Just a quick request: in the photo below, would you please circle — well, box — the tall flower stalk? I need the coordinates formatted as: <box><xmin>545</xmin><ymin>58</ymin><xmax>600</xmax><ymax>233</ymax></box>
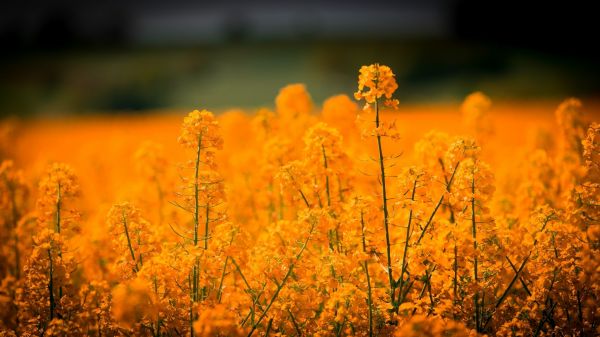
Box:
<box><xmin>355</xmin><ymin>63</ymin><xmax>400</xmax><ymax>307</ymax></box>
<box><xmin>176</xmin><ymin>109</ymin><xmax>224</xmax><ymax>336</ymax></box>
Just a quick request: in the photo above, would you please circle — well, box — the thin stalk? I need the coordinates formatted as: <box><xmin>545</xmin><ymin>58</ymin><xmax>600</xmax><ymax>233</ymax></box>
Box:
<box><xmin>192</xmin><ymin>259</ymin><xmax>199</xmax><ymax>303</ymax></box>
<box><xmin>533</xmin><ymin>303</ymin><xmax>557</xmax><ymax>337</ymax></box>
<box><xmin>398</xmin><ymin>280</ymin><xmax>415</xmax><ymax>305</ymax></box>
<box><xmin>193</xmin><ymin>133</ymin><xmax>202</xmax><ymax>246</ymax></box>
<box><xmin>453</xmin><ymin>243</ymin><xmax>458</xmax><ymax>311</ymax></box>
<box><xmin>188</xmin><ymin>274</ymin><xmax>194</xmax><ymax>337</ymax></box>
<box><xmin>55</xmin><ymin>184</ymin><xmax>63</xmax><ymax>300</ymax></box>
<box><xmin>284</xmin><ymin>168</ymin><xmax>311</xmax><ymax>208</ymax></box>
<box><xmin>360</xmin><ymin>210</ymin><xmax>374</xmax><ymax>337</ymax></box>
<box><xmin>532</xmin><ymin>270</ymin><xmax>558</xmax><ymax>337</ymax></box>
<box><xmin>335</xmin><ymin>316</ymin><xmax>348</xmax><ymax>337</ymax></box>
<box><xmin>416</xmin><ymin>195</ymin><xmax>443</xmax><ymax>245</ymax></box>
<box><xmin>48</xmin><ymin>248</ymin><xmax>55</xmax><ymax>321</ymax></box>
<box><xmin>55</xmin><ymin>183</ymin><xmax>61</xmax><ymax>234</ymax></box>
<box><xmin>217</xmin><ymin>257</ymin><xmax>229</xmax><ymax>303</ymax></box>
<box><xmin>482</xmin><ymin>213</ymin><xmax>557</xmax><ymax>331</ymax></box>
<box><xmin>192</xmin><ymin>134</ymin><xmax>203</xmax><ymax>308</ymax></box>
<box><xmin>397</xmin><ymin>178</ymin><xmax>418</xmax><ymax>308</ymax></box>
<box><xmin>427</xmin><ymin>274</ymin><xmax>435</xmax><ymax>315</ymax></box>
<box><xmin>298</xmin><ymin>189</ymin><xmax>311</xmax><ymax>208</ymax></box>
<box><xmin>411</xmin><ymin>266</ymin><xmax>436</xmax><ymax>316</ymax></box>
<box><xmin>482</xmin><ymin>254</ymin><xmax>530</xmax><ymax>330</ymax></box>
<box><xmin>240</xmin><ymin>284</ymin><xmax>267</xmax><ymax>327</ymax></box>
<box><xmin>137</xmin><ymin>233</ymin><xmax>144</xmax><ymax>267</ymax></box>
<box><xmin>288</xmin><ymin>309</ymin><xmax>302</xmax><ymax>336</ymax></box>
<box><xmin>154</xmin><ymin>276</ymin><xmax>161</xmax><ymax>337</ymax></box>
<box><xmin>374</xmin><ymin>98</ymin><xmax>394</xmax><ymax>306</ymax></box>
<box><xmin>232</xmin><ymin>258</ymin><xmax>268</xmax><ymax>318</ymax></box>
<box><xmin>577</xmin><ymin>289</ymin><xmax>584</xmax><ymax>335</ymax></box>
<box><xmin>322</xmin><ymin>144</ymin><xmax>331</xmax><ymax>207</ymax></box>
<box><xmin>471</xmin><ymin>173</ymin><xmax>480</xmax><ymax>331</ymax></box>
<box><xmin>231</xmin><ymin>257</ymin><xmax>252</xmax><ymax>291</ymax></box>
<box><xmin>505</xmin><ymin>256</ymin><xmax>531</xmax><ymax>296</ymax></box>
<box><xmin>264</xmin><ymin>318</ymin><xmax>273</xmax><ymax>337</ymax></box>
<box><xmin>204</xmin><ymin>204</ymin><xmax>209</xmax><ymax>250</ymax></box>
<box><xmin>247</xmin><ymin>223</ymin><xmax>314</xmax><ymax>337</ymax></box>
<box><xmin>121</xmin><ymin>211</ymin><xmax>138</xmax><ymax>273</ymax></box>
<box><xmin>315</xmin><ymin>179</ymin><xmax>324</xmax><ymax>209</ymax></box>
<box><xmin>416</xmin><ymin>161</ymin><xmax>460</xmax><ymax>245</ymax></box>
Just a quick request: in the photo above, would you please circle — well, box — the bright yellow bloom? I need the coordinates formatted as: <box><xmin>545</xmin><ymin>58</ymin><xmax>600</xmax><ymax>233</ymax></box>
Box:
<box><xmin>178</xmin><ymin>109</ymin><xmax>223</xmax><ymax>152</ymax></box>
<box><xmin>1</xmin><ymin>62</ymin><xmax>599</xmax><ymax>337</ymax></box>
<box><xmin>36</xmin><ymin>163</ymin><xmax>80</xmax><ymax>233</ymax></box>
<box><xmin>111</xmin><ymin>277</ymin><xmax>157</xmax><ymax>330</ymax></box>
<box><xmin>354</xmin><ymin>63</ymin><xmax>399</xmax><ymax>110</ymax></box>
<box><xmin>461</xmin><ymin>91</ymin><xmax>493</xmax><ymax>140</ymax></box>
<box><xmin>276</xmin><ymin>83</ymin><xmax>314</xmax><ymax>118</ymax></box>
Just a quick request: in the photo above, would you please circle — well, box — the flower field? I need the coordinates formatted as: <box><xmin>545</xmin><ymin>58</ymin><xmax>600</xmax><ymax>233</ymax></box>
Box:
<box><xmin>1</xmin><ymin>64</ymin><xmax>599</xmax><ymax>336</ymax></box>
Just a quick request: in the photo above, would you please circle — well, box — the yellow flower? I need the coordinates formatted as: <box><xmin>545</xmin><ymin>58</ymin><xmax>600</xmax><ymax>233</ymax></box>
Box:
<box><xmin>354</xmin><ymin>63</ymin><xmax>399</xmax><ymax>110</ymax></box>
<box><xmin>36</xmin><ymin>163</ymin><xmax>80</xmax><ymax>233</ymax></box>
<box><xmin>111</xmin><ymin>277</ymin><xmax>157</xmax><ymax>329</ymax></box>
<box><xmin>276</xmin><ymin>83</ymin><xmax>314</xmax><ymax>118</ymax></box>
<box><xmin>461</xmin><ymin>91</ymin><xmax>493</xmax><ymax>139</ymax></box>
<box><xmin>178</xmin><ymin>109</ymin><xmax>223</xmax><ymax>151</ymax></box>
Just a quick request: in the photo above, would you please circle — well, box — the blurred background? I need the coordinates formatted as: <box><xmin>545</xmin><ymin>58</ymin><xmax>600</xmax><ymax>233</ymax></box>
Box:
<box><xmin>1</xmin><ymin>0</ymin><xmax>598</xmax><ymax>117</ymax></box>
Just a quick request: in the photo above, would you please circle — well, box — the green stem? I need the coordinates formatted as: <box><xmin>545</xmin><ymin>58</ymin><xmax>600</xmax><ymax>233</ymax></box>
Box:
<box><xmin>246</xmin><ymin>223</ymin><xmax>315</xmax><ymax>337</ymax></box>
<box><xmin>264</xmin><ymin>318</ymin><xmax>273</xmax><ymax>337</ymax></box>
<box><xmin>322</xmin><ymin>144</ymin><xmax>331</xmax><ymax>207</ymax></box>
<box><xmin>192</xmin><ymin>133</ymin><xmax>203</xmax><ymax>309</ymax></box>
<box><xmin>453</xmin><ymin>243</ymin><xmax>458</xmax><ymax>311</ymax></box>
<box><xmin>398</xmin><ymin>280</ymin><xmax>415</xmax><ymax>305</ymax></box>
<box><xmin>188</xmin><ymin>274</ymin><xmax>194</xmax><ymax>337</ymax></box>
<box><xmin>217</xmin><ymin>257</ymin><xmax>229</xmax><ymax>303</ymax></box>
<box><xmin>427</xmin><ymin>272</ymin><xmax>435</xmax><ymax>315</ymax></box>
<box><xmin>121</xmin><ymin>211</ymin><xmax>138</xmax><ymax>273</ymax></box>
<box><xmin>415</xmin><ymin>161</ymin><xmax>460</xmax><ymax>245</ymax></box>
<box><xmin>194</xmin><ymin>133</ymin><xmax>202</xmax><ymax>246</ymax></box>
<box><xmin>298</xmin><ymin>189</ymin><xmax>311</xmax><ymax>208</ymax></box>
<box><xmin>48</xmin><ymin>248</ymin><xmax>55</xmax><ymax>321</ymax></box>
<box><xmin>284</xmin><ymin>167</ymin><xmax>311</xmax><ymax>208</ymax></box>
<box><xmin>482</xmin><ymin>254</ymin><xmax>530</xmax><ymax>330</ymax></box>
<box><xmin>55</xmin><ymin>183</ymin><xmax>63</xmax><ymax>300</ymax></box>
<box><xmin>397</xmin><ymin>178</ymin><xmax>418</xmax><ymax>308</ymax></box>
<box><xmin>288</xmin><ymin>309</ymin><xmax>302</xmax><ymax>336</ymax></box>
<box><xmin>471</xmin><ymin>172</ymin><xmax>479</xmax><ymax>331</ymax></box>
<box><xmin>577</xmin><ymin>289</ymin><xmax>584</xmax><ymax>335</ymax></box>
<box><xmin>375</xmin><ymin>98</ymin><xmax>394</xmax><ymax>306</ymax></box>
<box><xmin>204</xmin><ymin>204</ymin><xmax>209</xmax><ymax>250</ymax></box>
<box><xmin>137</xmin><ymin>233</ymin><xmax>143</xmax><ymax>267</ymax></box>
<box><xmin>154</xmin><ymin>276</ymin><xmax>161</xmax><ymax>337</ymax></box>
<box><xmin>232</xmin><ymin>257</ymin><xmax>268</xmax><ymax>319</ymax></box>
<box><xmin>55</xmin><ymin>183</ymin><xmax>61</xmax><ymax>234</ymax></box>
<box><xmin>505</xmin><ymin>256</ymin><xmax>531</xmax><ymax>296</ymax></box>
<box><xmin>193</xmin><ymin>259</ymin><xmax>199</xmax><ymax>302</ymax></box>
<box><xmin>360</xmin><ymin>210</ymin><xmax>374</xmax><ymax>337</ymax></box>
<box><xmin>411</xmin><ymin>266</ymin><xmax>435</xmax><ymax>316</ymax></box>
